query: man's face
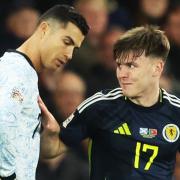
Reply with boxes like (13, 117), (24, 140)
(141, 0), (168, 18)
(39, 21), (85, 71)
(116, 52), (163, 98)
(167, 9), (180, 45)
(77, 1), (108, 36)
(53, 72), (85, 119)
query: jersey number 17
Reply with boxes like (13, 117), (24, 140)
(134, 142), (159, 170)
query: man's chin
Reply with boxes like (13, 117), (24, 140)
(122, 90), (135, 98)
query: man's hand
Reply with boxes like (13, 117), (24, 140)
(38, 96), (60, 135)
(38, 96), (66, 158)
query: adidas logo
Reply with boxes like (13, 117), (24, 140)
(114, 123), (131, 135)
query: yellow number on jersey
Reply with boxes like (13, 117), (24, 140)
(134, 142), (159, 170)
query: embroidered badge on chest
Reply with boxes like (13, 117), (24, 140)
(139, 128), (157, 138)
(162, 124), (180, 143)
(11, 87), (24, 103)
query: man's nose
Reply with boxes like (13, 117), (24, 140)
(118, 65), (129, 78)
(65, 48), (74, 61)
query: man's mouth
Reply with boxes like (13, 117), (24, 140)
(56, 59), (65, 67)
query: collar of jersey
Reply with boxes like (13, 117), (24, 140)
(124, 88), (163, 111)
(7, 49), (36, 72)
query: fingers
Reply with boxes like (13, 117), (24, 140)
(38, 96), (49, 115)
(38, 96), (46, 108)
(38, 96), (60, 135)
(38, 96), (56, 123)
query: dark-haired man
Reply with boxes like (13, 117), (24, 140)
(0, 4), (89, 180)
(39, 26), (180, 180)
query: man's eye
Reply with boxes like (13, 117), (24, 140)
(63, 40), (71, 45)
(127, 63), (135, 68)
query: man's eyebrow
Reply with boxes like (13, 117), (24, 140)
(64, 36), (82, 49)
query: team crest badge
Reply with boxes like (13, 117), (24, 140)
(11, 87), (24, 103)
(162, 124), (179, 142)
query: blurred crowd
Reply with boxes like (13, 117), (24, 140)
(1, 0), (180, 179)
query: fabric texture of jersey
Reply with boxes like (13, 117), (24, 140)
(60, 88), (180, 180)
(0, 51), (41, 180)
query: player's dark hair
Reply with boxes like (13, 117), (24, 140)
(113, 25), (170, 63)
(38, 4), (89, 35)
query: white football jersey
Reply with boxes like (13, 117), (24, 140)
(0, 50), (41, 180)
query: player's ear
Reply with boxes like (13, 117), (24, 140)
(38, 21), (50, 38)
(153, 60), (164, 77)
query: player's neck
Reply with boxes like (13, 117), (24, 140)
(129, 86), (160, 107)
(17, 35), (42, 73)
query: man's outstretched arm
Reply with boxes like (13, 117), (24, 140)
(38, 97), (67, 159)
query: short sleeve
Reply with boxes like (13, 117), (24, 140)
(60, 104), (99, 147)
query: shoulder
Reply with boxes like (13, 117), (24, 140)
(162, 89), (180, 108)
(0, 51), (37, 83)
(77, 88), (124, 114)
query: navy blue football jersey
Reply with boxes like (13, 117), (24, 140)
(60, 88), (180, 180)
